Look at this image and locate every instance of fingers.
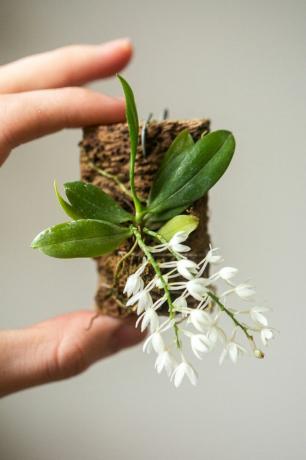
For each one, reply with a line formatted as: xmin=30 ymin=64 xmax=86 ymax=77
xmin=0 ymin=39 xmax=133 ymax=94
xmin=0 ymin=87 xmax=126 ymax=165
xmin=0 ymin=311 xmax=144 ymax=397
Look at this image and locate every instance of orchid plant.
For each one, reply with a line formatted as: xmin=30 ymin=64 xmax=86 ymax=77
xmin=32 ymin=76 xmax=274 ymax=387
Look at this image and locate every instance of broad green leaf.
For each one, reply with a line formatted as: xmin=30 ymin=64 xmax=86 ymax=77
xmin=158 ymin=215 xmax=199 ymax=241
xmin=64 ymin=181 xmax=132 ymax=224
xmin=54 ymin=180 xmax=81 ymax=220
xmin=147 ymin=130 xmax=235 ymax=217
xmin=117 ymin=74 xmax=139 ymax=164
xmin=149 ymin=129 xmax=194 ymax=202
xmin=160 ymin=129 xmax=194 ymax=169
xmin=31 ymin=219 xmax=132 ymax=258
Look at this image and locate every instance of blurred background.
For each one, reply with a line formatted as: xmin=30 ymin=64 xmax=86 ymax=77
xmin=0 ymin=0 xmax=305 ymax=459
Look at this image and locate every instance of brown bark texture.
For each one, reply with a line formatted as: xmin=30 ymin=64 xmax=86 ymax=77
xmin=80 ymin=119 xmax=211 ymax=317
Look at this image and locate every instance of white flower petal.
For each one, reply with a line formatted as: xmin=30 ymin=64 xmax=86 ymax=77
xmin=143 ymin=332 xmax=165 ymax=354
xmin=185 ymin=363 xmax=198 ymax=386
xmin=123 ymin=273 xmax=145 ymax=297
xmin=206 ymin=248 xmax=223 ymax=264
xmin=172 ymin=242 xmax=191 ymax=253
xmin=139 ymin=309 xmax=159 ymax=332
xmin=171 ymin=361 xmax=198 ymax=387
xmin=190 ymin=334 xmax=211 ymax=359
xmin=219 ymin=347 xmax=228 ymax=365
xmin=235 ymin=284 xmax=256 ymax=300
xmin=252 ymin=312 xmax=268 ymax=326
xmin=155 ymin=351 xmax=176 ymax=376
xmin=151 ymin=332 xmax=165 ymax=353
xmin=177 ymin=259 xmax=198 ymax=280
xmin=261 ymin=328 xmax=274 ymax=346
xmin=250 ymin=307 xmax=269 ymax=326
xmin=189 ymin=309 xmax=212 ymax=331
xmin=218 ymin=267 xmax=238 ymax=281
xmin=186 ymin=278 xmax=208 ymax=300
xmin=173 ymin=296 xmax=188 ymax=310
xmin=170 ymin=231 xmax=189 ymax=244
xmin=142 ymin=335 xmax=153 ymax=353
xmin=172 ymin=363 xmax=186 ymax=388
xmin=228 ymin=343 xmax=238 ymax=363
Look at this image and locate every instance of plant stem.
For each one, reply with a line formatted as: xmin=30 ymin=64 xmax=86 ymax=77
xmin=132 ymin=226 xmax=181 ymax=347
xmin=207 ymin=290 xmax=256 ymax=348
xmin=89 ymin=162 xmax=132 ymax=199
xmin=129 ymin=158 xmax=143 ymax=222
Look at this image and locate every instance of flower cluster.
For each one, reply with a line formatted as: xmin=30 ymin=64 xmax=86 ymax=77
xmin=123 ymin=231 xmax=274 ymax=388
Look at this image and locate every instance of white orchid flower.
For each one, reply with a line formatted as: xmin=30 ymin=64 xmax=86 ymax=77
xmin=171 ymin=358 xmax=198 ymax=387
xmin=136 ymin=307 xmax=159 ymax=332
xmin=155 ymin=351 xmax=177 ymax=376
xmin=217 ymin=266 xmax=238 ymax=282
xmin=205 ymin=247 xmax=223 ymax=264
xmin=219 ymin=337 xmax=247 ymax=365
xmin=176 ymin=259 xmax=198 ymax=280
xmin=234 ymin=284 xmax=256 ymax=300
xmin=186 ymin=278 xmax=208 ymax=300
xmin=168 ymin=232 xmax=191 ymax=253
xmin=260 ymin=327 xmax=274 ymax=346
xmin=123 ymin=273 xmax=144 ymax=297
xmin=250 ymin=306 xmax=270 ymax=326
xmin=126 ymin=290 xmax=153 ymax=314
xmin=190 ymin=334 xmax=212 ymax=359
xmin=143 ymin=332 xmax=165 ymax=354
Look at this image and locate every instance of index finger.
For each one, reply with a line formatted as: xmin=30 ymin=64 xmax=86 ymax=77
xmin=0 ymin=39 xmax=133 ymax=94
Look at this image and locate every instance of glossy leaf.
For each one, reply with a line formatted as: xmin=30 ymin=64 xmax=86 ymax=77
xmin=117 ymin=74 xmax=139 ymax=164
xmin=149 ymin=129 xmax=194 ymax=203
xmin=158 ymin=215 xmax=199 ymax=241
xmin=64 ymin=181 xmax=132 ymax=224
xmin=160 ymin=129 xmax=194 ymax=169
xmin=54 ymin=180 xmax=81 ymax=220
xmin=31 ymin=219 xmax=132 ymax=258
xmin=147 ymin=130 xmax=235 ymax=217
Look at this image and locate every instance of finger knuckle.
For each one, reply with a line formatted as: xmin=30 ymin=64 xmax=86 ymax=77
xmin=49 ymin=336 xmax=89 ymax=380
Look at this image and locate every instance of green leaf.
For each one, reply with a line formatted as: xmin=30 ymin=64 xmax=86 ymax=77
xmin=149 ymin=129 xmax=194 ymax=203
xmin=64 ymin=181 xmax=132 ymax=224
xmin=117 ymin=74 xmax=139 ymax=165
xmin=31 ymin=219 xmax=132 ymax=258
xmin=54 ymin=180 xmax=81 ymax=220
xmin=147 ymin=130 xmax=235 ymax=217
xmin=158 ymin=215 xmax=199 ymax=241
xmin=160 ymin=129 xmax=194 ymax=168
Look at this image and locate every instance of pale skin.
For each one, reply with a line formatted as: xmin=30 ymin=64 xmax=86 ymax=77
xmin=0 ymin=38 xmax=144 ymax=397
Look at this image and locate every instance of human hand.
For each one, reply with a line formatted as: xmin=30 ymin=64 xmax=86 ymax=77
xmin=0 ymin=39 xmax=144 ymax=397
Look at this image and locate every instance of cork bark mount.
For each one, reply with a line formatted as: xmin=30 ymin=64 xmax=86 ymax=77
xmin=80 ymin=119 xmax=211 ymax=317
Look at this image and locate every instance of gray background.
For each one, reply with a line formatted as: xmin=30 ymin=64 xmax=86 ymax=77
xmin=0 ymin=0 xmax=305 ymax=459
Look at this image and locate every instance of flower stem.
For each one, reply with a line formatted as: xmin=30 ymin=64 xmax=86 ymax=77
xmin=132 ymin=226 xmax=181 ymax=347
xmin=207 ymin=290 xmax=256 ymax=348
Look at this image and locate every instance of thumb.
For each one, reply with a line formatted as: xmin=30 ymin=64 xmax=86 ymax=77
xmin=0 ymin=311 xmax=144 ymax=397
